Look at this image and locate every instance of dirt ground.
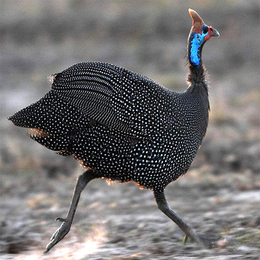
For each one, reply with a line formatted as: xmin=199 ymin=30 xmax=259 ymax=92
xmin=1 ymin=170 xmax=260 ymax=259
xmin=1 ymin=1 xmax=260 ymax=259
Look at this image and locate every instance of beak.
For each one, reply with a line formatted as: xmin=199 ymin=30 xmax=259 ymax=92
xmin=211 ymin=28 xmax=220 ymax=37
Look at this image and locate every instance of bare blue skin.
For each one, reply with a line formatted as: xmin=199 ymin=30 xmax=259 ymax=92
xmin=190 ymin=25 xmax=209 ymax=66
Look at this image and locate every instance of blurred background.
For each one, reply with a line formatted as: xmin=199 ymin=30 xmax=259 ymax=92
xmin=0 ymin=0 xmax=259 ymax=259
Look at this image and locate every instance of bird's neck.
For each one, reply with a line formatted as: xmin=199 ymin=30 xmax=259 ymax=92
xmin=186 ymin=62 xmax=209 ymax=111
xmin=186 ymin=63 xmax=206 ymax=87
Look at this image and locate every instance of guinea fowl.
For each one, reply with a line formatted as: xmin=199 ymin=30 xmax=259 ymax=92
xmin=9 ymin=9 xmax=219 ymax=252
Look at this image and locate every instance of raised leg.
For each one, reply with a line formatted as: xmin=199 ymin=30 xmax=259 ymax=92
xmin=45 ymin=169 xmax=97 ymax=253
xmin=154 ymin=191 xmax=212 ymax=248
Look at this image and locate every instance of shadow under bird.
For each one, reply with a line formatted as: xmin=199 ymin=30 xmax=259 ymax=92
xmin=9 ymin=9 xmax=220 ymax=252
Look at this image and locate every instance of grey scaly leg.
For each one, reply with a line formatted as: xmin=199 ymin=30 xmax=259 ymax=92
xmin=154 ymin=191 xmax=212 ymax=248
xmin=45 ymin=169 xmax=97 ymax=253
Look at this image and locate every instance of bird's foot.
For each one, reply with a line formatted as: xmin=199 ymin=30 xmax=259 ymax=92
xmin=183 ymin=234 xmax=224 ymax=249
xmin=44 ymin=217 xmax=72 ymax=253
xmin=197 ymin=235 xmax=216 ymax=249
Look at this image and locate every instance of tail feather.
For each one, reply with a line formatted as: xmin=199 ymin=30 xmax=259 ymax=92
xmin=8 ymin=101 xmax=42 ymax=129
xmin=9 ymin=90 xmax=89 ymax=153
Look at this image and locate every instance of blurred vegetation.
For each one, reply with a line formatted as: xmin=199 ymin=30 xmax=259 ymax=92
xmin=0 ymin=0 xmax=260 ymax=258
xmin=1 ymin=0 xmax=259 ymax=177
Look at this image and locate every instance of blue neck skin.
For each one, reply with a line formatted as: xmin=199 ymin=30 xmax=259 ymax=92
xmin=189 ymin=31 xmax=207 ymax=67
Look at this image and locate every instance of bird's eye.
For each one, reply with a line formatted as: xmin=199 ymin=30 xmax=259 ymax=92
xmin=202 ymin=25 xmax=208 ymax=34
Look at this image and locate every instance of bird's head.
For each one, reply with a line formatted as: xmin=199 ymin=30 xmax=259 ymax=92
xmin=187 ymin=9 xmax=220 ymax=67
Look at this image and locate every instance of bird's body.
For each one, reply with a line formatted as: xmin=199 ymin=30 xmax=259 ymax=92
xmin=9 ymin=9 xmax=219 ymax=252
xmin=13 ymin=61 xmax=208 ymax=191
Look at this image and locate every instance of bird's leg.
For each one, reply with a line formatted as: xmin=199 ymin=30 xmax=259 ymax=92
xmin=45 ymin=169 xmax=97 ymax=253
xmin=154 ymin=191 xmax=212 ymax=248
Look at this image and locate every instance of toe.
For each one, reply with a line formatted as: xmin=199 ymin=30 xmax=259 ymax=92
xmin=56 ymin=217 xmax=66 ymax=222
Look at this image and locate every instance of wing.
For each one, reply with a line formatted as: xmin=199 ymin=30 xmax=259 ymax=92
xmin=51 ymin=62 xmax=172 ymax=138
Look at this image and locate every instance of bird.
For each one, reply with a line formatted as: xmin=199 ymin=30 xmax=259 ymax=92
xmin=9 ymin=9 xmax=220 ymax=252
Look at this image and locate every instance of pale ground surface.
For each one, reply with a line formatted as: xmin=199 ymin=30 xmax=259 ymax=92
xmin=0 ymin=1 xmax=259 ymax=259
xmin=1 ymin=171 xmax=260 ymax=259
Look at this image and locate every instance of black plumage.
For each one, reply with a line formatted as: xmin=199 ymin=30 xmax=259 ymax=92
xmin=9 ymin=9 xmax=219 ymax=252
xmin=10 ymin=61 xmax=208 ymax=190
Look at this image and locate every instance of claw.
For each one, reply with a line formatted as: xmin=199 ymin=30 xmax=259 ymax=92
xmin=183 ymin=234 xmax=188 ymax=244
